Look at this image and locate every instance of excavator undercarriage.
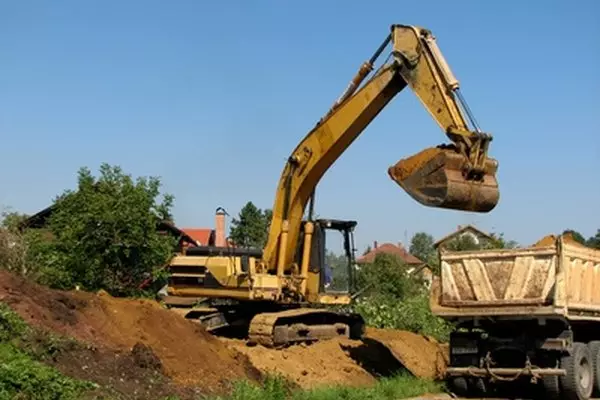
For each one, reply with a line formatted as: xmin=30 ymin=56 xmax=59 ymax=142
xmin=166 ymin=298 xmax=365 ymax=348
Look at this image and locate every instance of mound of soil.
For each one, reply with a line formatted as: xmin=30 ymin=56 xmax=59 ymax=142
xmin=24 ymin=330 xmax=202 ymax=400
xmin=222 ymin=328 xmax=449 ymax=389
xmin=0 ymin=270 xmax=260 ymax=395
xmin=222 ymin=337 xmax=377 ymax=389
xmin=364 ymin=327 xmax=449 ymax=380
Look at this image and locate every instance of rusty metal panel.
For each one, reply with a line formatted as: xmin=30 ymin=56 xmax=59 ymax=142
xmin=439 ymin=247 xmax=558 ymax=307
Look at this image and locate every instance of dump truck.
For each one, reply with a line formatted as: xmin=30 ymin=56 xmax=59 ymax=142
xmin=430 ymin=235 xmax=600 ymax=400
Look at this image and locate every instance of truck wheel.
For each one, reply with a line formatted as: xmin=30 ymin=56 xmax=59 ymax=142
xmin=560 ymin=342 xmax=594 ymax=400
xmin=541 ymin=375 xmax=561 ymax=400
xmin=448 ymin=377 xmax=468 ymax=397
xmin=587 ymin=341 xmax=600 ymax=396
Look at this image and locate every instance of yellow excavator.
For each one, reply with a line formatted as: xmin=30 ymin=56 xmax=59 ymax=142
xmin=164 ymin=24 xmax=500 ymax=347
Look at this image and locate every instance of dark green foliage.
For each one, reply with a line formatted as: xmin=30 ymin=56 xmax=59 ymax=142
xmin=0 ymin=344 xmax=94 ymax=400
xmin=587 ymin=229 xmax=600 ymax=249
xmin=324 ymin=250 xmax=350 ymax=291
xmin=0 ymin=303 xmax=94 ymax=400
xmin=0 ymin=209 xmax=29 ymax=234
xmin=350 ymin=253 xmax=453 ymax=342
xmin=229 ymin=202 xmax=272 ymax=249
xmin=19 ymin=163 xmax=176 ymax=296
xmin=409 ymin=232 xmax=438 ymax=274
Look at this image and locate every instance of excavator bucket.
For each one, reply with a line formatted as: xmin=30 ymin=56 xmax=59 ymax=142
xmin=388 ymin=147 xmax=499 ymax=213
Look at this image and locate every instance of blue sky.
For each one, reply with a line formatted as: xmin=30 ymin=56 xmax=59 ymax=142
xmin=1 ymin=0 xmax=599 ymax=252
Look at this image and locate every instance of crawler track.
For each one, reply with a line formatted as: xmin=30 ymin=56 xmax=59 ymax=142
xmin=248 ymin=308 xmax=365 ymax=348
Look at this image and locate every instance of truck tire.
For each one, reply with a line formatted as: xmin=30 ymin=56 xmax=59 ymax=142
xmin=448 ymin=377 xmax=468 ymax=397
xmin=560 ymin=342 xmax=594 ymax=400
xmin=587 ymin=341 xmax=600 ymax=396
xmin=541 ymin=374 xmax=561 ymax=400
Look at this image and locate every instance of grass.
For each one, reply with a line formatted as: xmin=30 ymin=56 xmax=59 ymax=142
xmin=0 ymin=302 xmax=95 ymax=400
xmin=0 ymin=343 xmax=94 ymax=400
xmin=207 ymin=374 xmax=443 ymax=400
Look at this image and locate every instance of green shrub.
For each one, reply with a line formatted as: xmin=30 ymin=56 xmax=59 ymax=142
xmin=0 ymin=343 xmax=94 ymax=400
xmin=14 ymin=164 xmax=176 ymax=296
xmin=349 ymin=253 xmax=453 ymax=342
xmin=0 ymin=303 xmax=28 ymax=342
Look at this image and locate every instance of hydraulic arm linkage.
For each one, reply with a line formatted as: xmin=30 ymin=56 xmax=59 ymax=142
xmin=262 ymin=24 xmax=499 ymax=275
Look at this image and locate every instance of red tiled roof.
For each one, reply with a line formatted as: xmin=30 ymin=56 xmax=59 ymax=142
xmin=180 ymin=228 xmax=214 ymax=246
xmin=357 ymin=242 xmax=423 ymax=265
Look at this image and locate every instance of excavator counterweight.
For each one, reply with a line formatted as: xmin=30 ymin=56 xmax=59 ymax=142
xmin=388 ymin=147 xmax=499 ymax=212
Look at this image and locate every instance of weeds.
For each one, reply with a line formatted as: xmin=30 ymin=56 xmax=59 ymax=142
xmin=0 ymin=343 xmax=95 ymax=400
xmin=0 ymin=303 xmax=95 ymax=400
xmin=207 ymin=373 xmax=442 ymax=400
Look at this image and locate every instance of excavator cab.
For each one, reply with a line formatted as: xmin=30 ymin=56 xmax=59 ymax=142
xmin=388 ymin=146 xmax=499 ymax=213
xmin=296 ymin=219 xmax=358 ymax=296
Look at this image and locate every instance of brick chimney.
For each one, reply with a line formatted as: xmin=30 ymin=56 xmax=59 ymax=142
xmin=373 ymin=241 xmax=378 ymax=249
xmin=215 ymin=207 xmax=227 ymax=247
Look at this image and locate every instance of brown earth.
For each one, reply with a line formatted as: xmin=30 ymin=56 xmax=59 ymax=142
xmin=0 ymin=268 xmax=449 ymax=395
xmin=0 ymin=270 xmax=261 ymax=396
xmin=221 ymin=327 xmax=449 ymax=389
xmin=388 ymin=147 xmax=442 ymax=181
xmin=222 ymin=337 xmax=376 ymax=389
xmin=533 ymin=232 xmax=590 ymax=248
xmin=363 ymin=327 xmax=449 ymax=380
xmin=23 ymin=330 xmax=203 ymax=400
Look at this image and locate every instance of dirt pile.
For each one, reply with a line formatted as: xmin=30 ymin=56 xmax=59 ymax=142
xmin=533 ymin=232 xmax=590 ymax=248
xmin=222 ymin=327 xmax=449 ymax=389
xmin=388 ymin=147 xmax=442 ymax=181
xmin=0 ymin=270 xmax=260 ymax=395
xmin=364 ymin=327 xmax=449 ymax=380
xmin=222 ymin=337 xmax=376 ymax=389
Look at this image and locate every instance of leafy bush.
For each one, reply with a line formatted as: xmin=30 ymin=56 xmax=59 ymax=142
xmin=349 ymin=253 xmax=453 ymax=342
xmin=0 ymin=303 xmax=94 ymax=400
xmin=353 ymin=293 xmax=452 ymax=341
xmin=0 ymin=303 xmax=29 ymax=342
xmin=13 ymin=164 xmax=176 ymax=296
xmin=0 ymin=343 xmax=94 ymax=400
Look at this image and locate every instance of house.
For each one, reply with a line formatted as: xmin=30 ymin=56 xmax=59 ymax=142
xmin=434 ymin=224 xmax=496 ymax=250
xmin=356 ymin=241 xmax=433 ymax=286
xmin=18 ymin=203 xmax=231 ymax=254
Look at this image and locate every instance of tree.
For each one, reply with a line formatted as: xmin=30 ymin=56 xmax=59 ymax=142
xmin=485 ymin=232 xmax=519 ymax=249
xmin=324 ymin=250 xmax=350 ymax=291
xmin=26 ymin=163 xmax=176 ymax=295
xmin=587 ymin=229 xmax=600 ymax=249
xmin=408 ymin=232 xmax=438 ymax=269
xmin=0 ymin=209 xmax=30 ymax=275
xmin=0 ymin=209 xmax=29 ymax=233
xmin=229 ymin=202 xmax=272 ymax=249
xmin=444 ymin=234 xmax=480 ymax=251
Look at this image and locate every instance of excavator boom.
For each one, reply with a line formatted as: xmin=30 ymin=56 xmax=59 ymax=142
xmin=262 ymin=24 xmax=500 ymax=273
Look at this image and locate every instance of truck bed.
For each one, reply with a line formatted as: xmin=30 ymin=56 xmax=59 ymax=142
xmin=430 ymin=237 xmax=600 ymax=320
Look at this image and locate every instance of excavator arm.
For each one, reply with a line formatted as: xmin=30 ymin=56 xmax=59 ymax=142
xmin=261 ymin=24 xmax=499 ymax=273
